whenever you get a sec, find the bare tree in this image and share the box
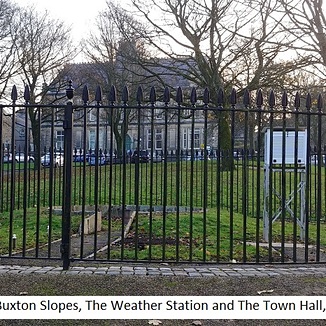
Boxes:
[120,0,310,169]
[82,1,150,156]
[11,6,77,160]
[0,0,20,100]
[279,0,326,71]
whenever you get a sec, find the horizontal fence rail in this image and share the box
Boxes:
[1,83,326,268]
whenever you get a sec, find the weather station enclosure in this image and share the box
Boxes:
[263,128,307,241]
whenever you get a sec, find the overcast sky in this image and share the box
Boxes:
[14,0,113,43]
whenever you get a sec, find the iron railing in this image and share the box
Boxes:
[1,83,326,269]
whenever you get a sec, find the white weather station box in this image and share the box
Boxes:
[264,128,307,166]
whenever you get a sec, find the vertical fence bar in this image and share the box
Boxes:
[133,85,143,260]
[281,91,287,262]
[267,90,275,262]
[242,90,249,262]
[188,87,197,262]
[162,87,169,261]
[23,86,30,257]
[229,89,236,261]
[9,86,17,256]
[147,86,154,261]
[35,103,42,258]
[107,85,116,261]
[292,92,300,262]
[79,85,89,259]
[176,87,183,262]
[61,81,74,270]
[120,85,129,260]
[305,93,312,262]
[254,89,262,262]
[216,88,224,262]
[316,94,323,262]
[47,103,56,258]
[93,86,102,260]
[163,87,171,260]
[202,88,210,261]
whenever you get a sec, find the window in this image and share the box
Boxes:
[194,129,200,148]
[183,128,201,149]
[89,130,96,150]
[155,109,163,119]
[147,128,163,150]
[155,128,162,149]
[56,130,64,150]
[146,129,151,150]
[89,108,97,122]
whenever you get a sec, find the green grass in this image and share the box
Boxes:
[0,208,80,255]
[108,208,326,262]
[3,160,326,221]
[1,205,325,262]
[1,159,326,262]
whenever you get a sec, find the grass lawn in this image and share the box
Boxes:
[1,159,326,262]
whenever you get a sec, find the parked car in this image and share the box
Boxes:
[310,154,326,166]
[41,153,64,167]
[130,150,150,163]
[73,149,85,163]
[14,153,35,163]
[88,153,109,166]
[3,153,12,163]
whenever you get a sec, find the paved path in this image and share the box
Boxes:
[1,264,326,277]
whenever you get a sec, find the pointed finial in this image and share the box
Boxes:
[11,85,17,102]
[109,85,116,103]
[122,85,129,103]
[243,89,250,106]
[95,86,102,103]
[203,87,210,105]
[176,87,183,105]
[190,87,197,105]
[136,86,143,104]
[82,85,89,103]
[66,80,74,100]
[24,85,30,102]
[163,86,170,104]
[149,86,156,104]
[230,88,237,105]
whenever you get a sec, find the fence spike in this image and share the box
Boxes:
[24,85,30,102]
[306,93,312,109]
[230,88,237,105]
[11,85,17,102]
[82,85,89,103]
[203,87,210,105]
[294,92,300,108]
[109,85,116,103]
[95,86,102,103]
[256,89,263,107]
[317,93,323,110]
[149,86,156,104]
[268,89,275,107]
[190,87,197,105]
[176,87,183,105]
[281,90,288,107]
[136,86,143,104]
[163,86,170,104]
[243,89,250,106]
[66,80,74,100]
[122,85,129,103]
[217,88,224,106]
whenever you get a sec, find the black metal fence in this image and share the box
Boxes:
[1,83,326,269]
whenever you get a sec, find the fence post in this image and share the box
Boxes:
[61,80,74,270]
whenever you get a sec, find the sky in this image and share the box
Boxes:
[14,0,114,43]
